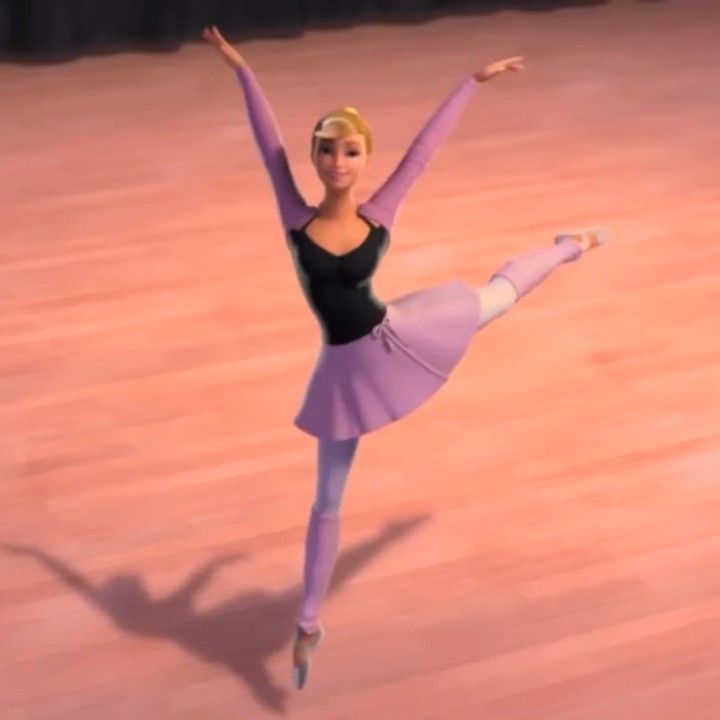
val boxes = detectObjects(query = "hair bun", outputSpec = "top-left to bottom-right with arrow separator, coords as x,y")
343,106 -> 359,114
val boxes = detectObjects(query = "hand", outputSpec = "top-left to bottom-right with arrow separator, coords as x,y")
474,56 -> 524,82
202,25 -> 247,70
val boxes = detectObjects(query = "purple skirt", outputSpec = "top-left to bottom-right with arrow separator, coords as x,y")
294,280 -> 480,440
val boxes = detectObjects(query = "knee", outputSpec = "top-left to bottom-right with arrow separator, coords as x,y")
312,501 -> 341,518
312,486 -> 344,517
476,277 -> 517,328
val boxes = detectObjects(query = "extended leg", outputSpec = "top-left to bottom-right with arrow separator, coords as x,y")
476,230 -> 607,329
476,276 -> 518,329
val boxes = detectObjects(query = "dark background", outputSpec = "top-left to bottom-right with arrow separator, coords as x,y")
0,0 -> 623,61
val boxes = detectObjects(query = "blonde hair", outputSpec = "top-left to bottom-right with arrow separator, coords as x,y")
311,106 -> 373,158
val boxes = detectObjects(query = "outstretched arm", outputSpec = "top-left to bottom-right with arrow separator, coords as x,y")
202,26 -> 310,233
361,56 -> 524,230
3,543 -> 100,606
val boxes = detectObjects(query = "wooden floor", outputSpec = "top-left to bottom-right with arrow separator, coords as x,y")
1,0 -> 719,717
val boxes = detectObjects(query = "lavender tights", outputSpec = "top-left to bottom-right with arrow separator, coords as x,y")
296,436 -> 358,633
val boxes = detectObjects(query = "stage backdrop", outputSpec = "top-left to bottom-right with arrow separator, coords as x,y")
1,0 -> 610,61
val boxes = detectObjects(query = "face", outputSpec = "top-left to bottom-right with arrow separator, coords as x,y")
312,133 -> 368,191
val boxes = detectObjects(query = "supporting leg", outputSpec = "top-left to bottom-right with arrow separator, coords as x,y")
293,436 -> 359,689
297,436 -> 359,633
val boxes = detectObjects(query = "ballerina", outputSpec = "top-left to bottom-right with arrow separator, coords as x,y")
202,25 -> 606,690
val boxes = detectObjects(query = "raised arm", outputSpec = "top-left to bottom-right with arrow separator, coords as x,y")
361,56 -> 524,230
2,543 -> 100,606
162,553 -> 247,607
202,26 -> 310,234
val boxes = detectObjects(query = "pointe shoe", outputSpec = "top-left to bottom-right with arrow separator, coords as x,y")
292,625 -> 323,690
554,227 -> 609,252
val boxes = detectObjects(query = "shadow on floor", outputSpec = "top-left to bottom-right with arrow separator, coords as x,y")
3,513 -> 430,714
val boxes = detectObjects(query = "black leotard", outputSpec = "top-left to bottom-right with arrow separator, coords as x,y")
287,215 -> 390,345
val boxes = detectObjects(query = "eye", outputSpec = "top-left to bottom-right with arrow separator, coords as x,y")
319,147 -> 331,155
347,150 -> 360,157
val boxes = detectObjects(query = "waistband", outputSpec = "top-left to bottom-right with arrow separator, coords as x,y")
371,315 -> 448,380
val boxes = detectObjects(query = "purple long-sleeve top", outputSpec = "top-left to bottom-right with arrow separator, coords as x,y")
234,65 -> 479,233
234,65 -> 480,345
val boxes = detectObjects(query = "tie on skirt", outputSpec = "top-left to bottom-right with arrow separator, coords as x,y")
294,280 -> 480,440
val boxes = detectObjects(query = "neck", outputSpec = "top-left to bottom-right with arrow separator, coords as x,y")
317,188 -> 358,219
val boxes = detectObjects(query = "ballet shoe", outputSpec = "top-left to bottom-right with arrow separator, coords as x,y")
554,227 -> 609,252
292,624 -> 324,690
